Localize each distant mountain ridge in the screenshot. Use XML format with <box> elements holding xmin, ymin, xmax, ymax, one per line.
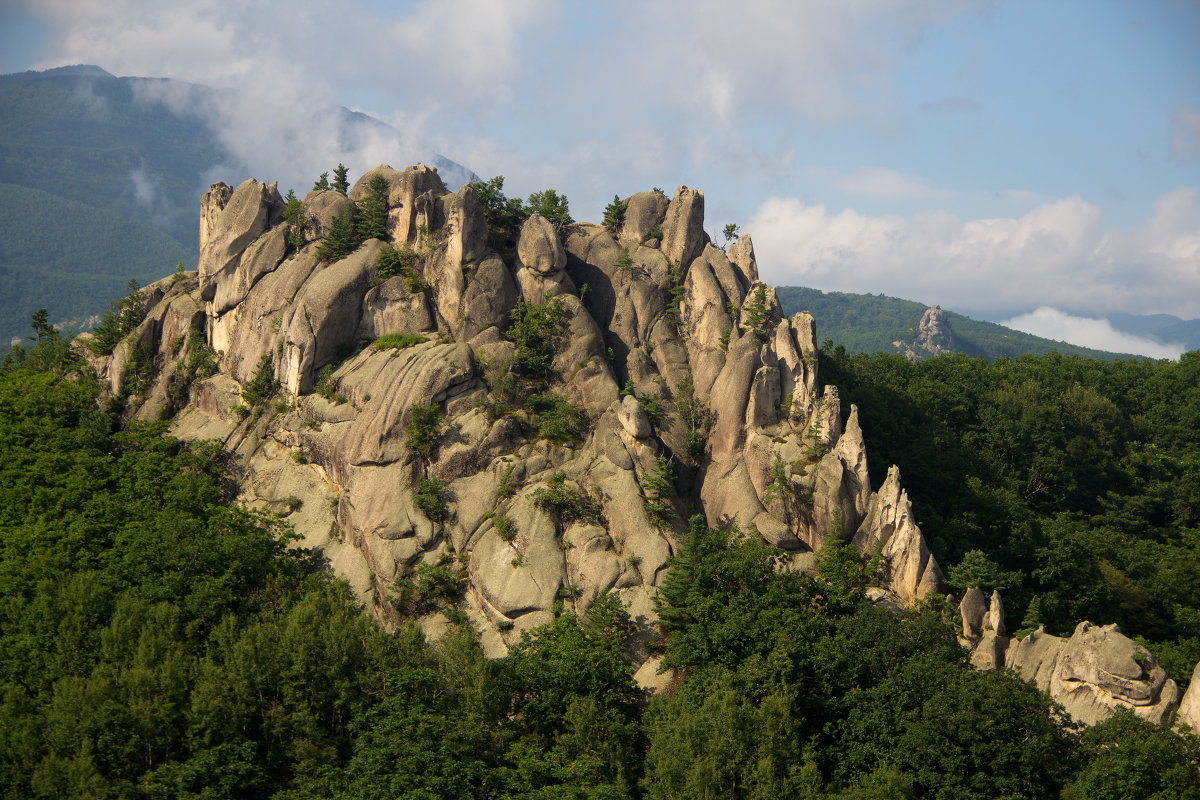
<box><xmin>776</xmin><ymin>285</ymin><xmax>1148</xmax><ymax>361</ymax></box>
<box><xmin>0</xmin><ymin>64</ymin><xmax>476</xmax><ymax>346</ymax></box>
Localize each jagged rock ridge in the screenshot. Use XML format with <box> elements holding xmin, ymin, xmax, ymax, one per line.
<box><xmin>85</xmin><ymin>164</ymin><xmax>949</xmax><ymax>685</ymax></box>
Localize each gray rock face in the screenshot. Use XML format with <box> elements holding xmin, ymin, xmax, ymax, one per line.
<box><xmin>660</xmin><ymin>186</ymin><xmax>705</xmax><ymax>269</ymax></box>
<box><xmin>198</xmin><ymin>179</ymin><xmax>283</xmax><ymax>302</ymax></box>
<box><xmin>960</xmin><ymin>587</ymin><xmax>987</xmax><ymax>638</ymax></box>
<box><xmin>965</xmin><ymin>606</ymin><xmax>1183</xmax><ymax>727</ymax></box>
<box><xmin>619</xmin><ymin>190</ymin><xmax>670</xmax><ymax>247</ymax></box>
<box><xmin>105</xmin><ymin>165</ymin><xmax>960</xmax><ymax>693</ymax></box>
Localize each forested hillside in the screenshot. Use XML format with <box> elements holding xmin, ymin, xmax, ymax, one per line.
<box><xmin>2</xmin><ymin>324</ymin><xmax>1196</xmax><ymax>799</ymax></box>
<box><xmin>777</xmin><ymin>285</ymin><xmax>1133</xmax><ymax>360</ymax></box>
<box><xmin>0</xmin><ymin>183</ymin><xmax>194</xmax><ymax>344</ymax></box>
<box><xmin>821</xmin><ymin>344</ymin><xmax>1200</xmax><ymax>685</ymax></box>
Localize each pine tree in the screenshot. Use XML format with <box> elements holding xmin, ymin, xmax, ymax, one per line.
<box><xmin>356</xmin><ymin>173</ymin><xmax>389</xmax><ymax>241</ymax></box>
<box><xmin>312</xmin><ymin>171</ymin><xmax>330</xmax><ymax>191</ymax></box>
<box><xmin>332</xmin><ymin>163</ymin><xmax>350</xmax><ymax>195</ymax></box>
<box><xmin>603</xmin><ymin>195</ymin><xmax>626</xmax><ymax>232</ymax></box>
<box><xmin>315</xmin><ymin>209</ymin><xmax>358</xmax><ymax>261</ymax></box>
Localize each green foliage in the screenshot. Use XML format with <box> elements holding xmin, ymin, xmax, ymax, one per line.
<box><xmin>282</xmin><ymin>189</ymin><xmax>306</xmax><ymax>249</ymax></box>
<box><xmin>526</xmin><ymin>188</ymin><xmax>573</xmax><ymax>227</ymax></box>
<box><xmin>240</xmin><ymin>353</ymin><xmax>275</xmax><ymax>406</ymax></box>
<box><xmin>373</xmin><ymin>332</ymin><xmax>426</xmax><ymax>350</ymax></box>
<box><xmin>523</xmin><ymin>391</ymin><xmax>585</xmax><ymax>444</ymax></box>
<box><xmin>615</xmin><ymin>247</ymin><xmax>636</xmax><ymax>275</ymax></box>
<box><xmin>602</xmin><ymin>194</ymin><xmax>627</xmax><ymax>232</ymax></box>
<box><xmin>532</xmin><ymin>472</ymin><xmax>602</xmax><ymax>525</ymax></box>
<box><xmin>374</xmin><ymin>243</ymin><xmax>423</xmax><ymax>291</ymax></box>
<box><xmin>494</xmin><ymin>512</ymin><xmax>517</xmax><ymax>542</ymax></box>
<box><xmin>506</xmin><ymin>296</ymin><xmax>566</xmax><ymax>381</ymax></box>
<box><xmin>355</xmin><ymin>172</ymin><xmax>389</xmax><ymax>241</ymax></box>
<box><xmin>413</xmin><ymin>476</ymin><xmax>449</xmax><ymax>524</ymax></box>
<box><xmin>312</xmin><ymin>171</ymin><xmax>330</xmax><ymax>191</ymax></box>
<box><xmin>821</xmin><ymin>343</ymin><xmax>1200</xmax><ymax>680</ymax></box>
<box><xmin>496</xmin><ymin>462</ymin><xmax>519</xmax><ymax>500</ymax></box>
<box><xmin>744</xmin><ymin>283</ymin><xmax>769</xmax><ymax>342</ymax></box>
<box><xmin>313</xmin><ymin>363</ymin><xmax>348</xmax><ymax>404</ymax></box>
<box><xmin>332</xmin><ymin>163</ymin><xmax>350</xmax><ymax>195</ymax></box>
<box><xmin>649</xmin><ymin>222</ymin><xmax>663</xmax><ymax>240</ymax></box>
<box><xmin>721</xmin><ymin>222</ymin><xmax>740</xmax><ymax>248</ymax></box>
<box><xmin>674</xmin><ymin>376</ymin><xmax>713</xmax><ymax>462</ymax></box>
<box><xmin>641</xmin><ymin>455</ymin><xmax>676</xmax><ymax>529</ymax></box>
<box><xmin>469</xmin><ymin>175</ymin><xmax>529</xmax><ymax>247</ymax></box>
<box><xmin>405</xmin><ymin>403</ymin><xmax>444</xmax><ymax>460</ymax></box>
<box><xmin>665</xmin><ymin>260</ymin><xmax>685</xmax><ymax>323</ymax></box>
<box><xmin>314</xmin><ymin>207</ymin><xmax>359</xmax><ymax>262</ymax></box>
<box><xmin>637</xmin><ymin>391</ymin><xmax>665</xmax><ymax>425</ymax></box>
<box><xmin>88</xmin><ymin>278</ymin><xmax>145</xmax><ymax>355</ymax></box>
<box><xmin>1064</xmin><ymin>709</ymin><xmax>1200</xmax><ymax>799</ymax></box>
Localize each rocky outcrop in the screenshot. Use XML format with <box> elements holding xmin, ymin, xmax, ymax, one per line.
<box><xmin>1176</xmin><ymin>663</ymin><xmax>1200</xmax><ymax>732</ymax></box>
<box><xmin>894</xmin><ymin>305</ymin><xmax>959</xmax><ymax>361</ymax></box>
<box><xmin>86</xmin><ymin>164</ymin><xmax>953</xmax><ymax>692</ymax></box>
<box><xmin>960</xmin><ymin>592</ymin><xmax>1183</xmax><ymax>726</ymax></box>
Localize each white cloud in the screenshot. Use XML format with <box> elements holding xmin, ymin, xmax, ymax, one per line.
<box><xmin>748</xmin><ymin>187</ymin><xmax>1200</xmax><ymax>319</ymax></box>
<box><xmin>838</xmin><ymin>167</ymin><xmax>951</xmax><ymax>198</ymax></box>
<box><xmin>1001</xmin><ymin>307</ymin><xmax>1185</xmax><ymax>359</ymax></box>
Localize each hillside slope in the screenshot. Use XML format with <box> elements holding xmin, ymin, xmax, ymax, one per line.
<box><xmin>777</xmin><ymin>285</ymin><xmax>1138</xmax><ymax>361</ymax></box>
<box><xmin>0</xmin><ymin>182</ymin><xmax>195</xmax><ymax>345</ymax></box>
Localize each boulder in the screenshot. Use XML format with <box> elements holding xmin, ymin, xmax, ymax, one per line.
<box><xmin>198</xmin><ymin>179</ymin><xmax>283</xmax><ymax>301</ymax></box>
<box><xmin>618</xmin><ymin>395</ymin><xmax>652</xmax><ymax>438</ymax></box>
<box><xmin>960</xmin><ymin>587</ymin><xmax>987</xmax><ymax>638</ymax></box>
<box><xmin>619</xmin><ymin>190</ymin><xmax>670</xmax><ymax>247</ymax></box>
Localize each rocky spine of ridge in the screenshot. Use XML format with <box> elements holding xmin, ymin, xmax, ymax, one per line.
<box><xmin>959</xmin><ymin>587</ymin><xmax>1200</xmax><ymax>728</ymax></box>
<box><xmin>82</xmin><ymin>164</ymin><xmax>946</xmax><ymax>687</ymax></box>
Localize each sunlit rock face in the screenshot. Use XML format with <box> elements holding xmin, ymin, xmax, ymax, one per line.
<box><xmin>89</xmin><ymin>165</ymin><xmax>947</xmax><ymax>687</ymax></box>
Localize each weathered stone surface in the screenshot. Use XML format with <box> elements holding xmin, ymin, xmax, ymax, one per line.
<box><xmin>851</xmin><ymin>465</ymin><xmax>944</xmax><ymax>605</ymax></box>
<box><xmin>619</xmin><ymin>190</ymin><xmax>670</xmax><ymax>247</ymax></box>
<box><xmin>349</xmin><ymin>164</ymin><xmax>447</xmax><ymax>244</ymax></box>
<box><xmin>618</xmin><ymin>395</ymin><xmax>652</xmax><ymax>438</ymax></box>
<box><xmin>278</xmin><ymin>239</ymin><xmax>387</xmax><ymax>395</ymax></box>
<box><xmin>1000</xmin><ymin>620</ymin><xmax>1181</xmax><ymax>726</ymax></box>
<box><xmin>359</xmin><ymin>277</ymin><xmax>435</xmax><ymax>339</ymax></box>
<box><xmin>727</xmin><ymin>234</ymin><xmax>759</xmax><ymax>287</ymax></box>
<box><xmin>198</xmin><ymin>179</ymin><xmax>283</xmax><ymax>301</ymax></box>
<box><xmin>300</xmin><ymin>189</ymin><xmax>352</xmax><ymax>241</ymax></box>
<box><xmin>987</xmin><ymin>590</ymin><xmax>1006</xmax><ymax>636</ymax></box>
<box><xmin>660</xmin><ymin>186</ymin><xmax>705</xmax><ymax>269</ymax></box>
<box><xmin>518</xmin><ymin>213</ymin><xmax>567</xmax><ymax>275</ymax></box>
<box><xmin>960</xmin><ymin>587</ymin><xmax>987</xmax><ymax>638</ymax></box>
<box><xmin>1176</xmin><ymin>662</ymin><xmax>1200</xmax><ymax>732</ymax></box>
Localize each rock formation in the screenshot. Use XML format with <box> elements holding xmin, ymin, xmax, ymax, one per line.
<box><xmin>81</xmin><ymin>163</ymin><xmax>949</xmax><ymax>684</ymax></box>
<box><xmin>960</xmin><ymin>591</ymin><xmax>1183</xmax><ymax>726</ymax></box>
<box><xmin>893</xmin><ymin>304</ymin><xmax>959</xmax><ymax>360</ymax></box>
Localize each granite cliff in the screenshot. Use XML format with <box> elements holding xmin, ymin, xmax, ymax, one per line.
<box><xmin>79</xmin><ymin>164</ymin><xmax>1199</xmax><ymax>725</ymax></box>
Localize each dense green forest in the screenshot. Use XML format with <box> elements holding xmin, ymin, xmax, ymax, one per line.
<box><xmin>777</xmin><ymin>286</ymin><xmax>1136</xmax><ymax>360</ymax></box>
<box><xmin>0</xmin><ymin>183</ymin><xmax>195</xmax><ymax>345</ymax></box>
<box><xmin>1</xmin><ymin>320</ymin><xmax>1197</xmax><ymax>798</ymax></box>
<box><xmin>820</xmin><ymin>343</ymin><xmax>1200</xmax><ymax>685</ymax></box>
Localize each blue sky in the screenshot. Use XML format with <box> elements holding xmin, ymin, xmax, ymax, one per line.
<box><xmin>3</xmin><ymin>0</ymin><xmax>1198</xmax><ymax>354</ymax></box>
